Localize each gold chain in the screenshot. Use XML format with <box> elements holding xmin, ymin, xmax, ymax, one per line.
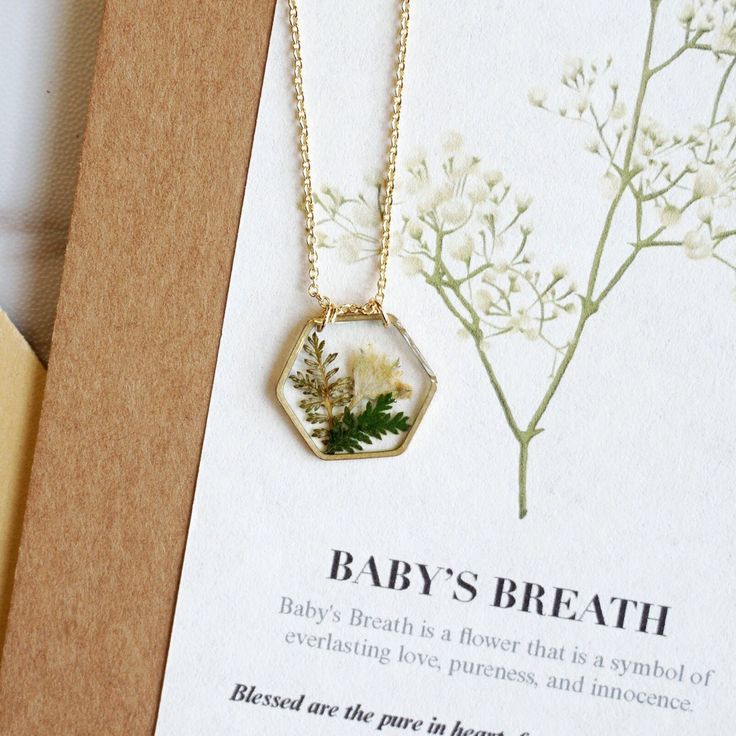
<box><xmin>287</xmin><ymin>0</ymin><xmax>411</xmax><ymax>325</ymax></box>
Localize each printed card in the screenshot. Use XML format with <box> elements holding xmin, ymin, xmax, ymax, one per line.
<box><xmin>156</xmin><ymin>1</ymin><xmax>736</xmax><ymax>733</ymax></box>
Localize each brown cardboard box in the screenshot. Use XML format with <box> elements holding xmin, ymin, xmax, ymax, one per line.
<box><xmin>0</xmin><ymin>1</ymin><xmax>276</xmax><ymax>733</ymax></box>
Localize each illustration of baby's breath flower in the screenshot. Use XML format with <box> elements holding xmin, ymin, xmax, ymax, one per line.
<box><xmin>611</xmin><ymin>101</ymin><xmax>627</xmax><ymax>120</ymax></box>
<box><xmin>693</xmin><ymin>167</ymin><xmax>722</xmax><ymax>198</ymax></box>
<box><xmin>679</xmin><ymin>1</ymin><xmax>696</xmax><ymax>27</ymax></box>
<box><xmin>351</xmin><ymin>346</ymin><xmax>412</xmax><ymax>405</ymax></box>
<box><xmin>315</xmin><ymin>229</ymin><xmax>328</xmax><ymax>248</ymax></box>
<box><xmin>441</xmin><ymin>130</ymin><xmax>464</xmax><ymax>154</ymax></box>
<box><xmin>402</xmin><ymin>256</ymin><xmax>424</xmax><ymax>277</ymax></box>
<box><xmin>481</xmin><ymin>270</ymin><xmax>496</xmax><ymax>285</ymax></box>
<box><xmin>515</xmin><ymin>193</ymin><xmax>533</xmax><ymax>212</ymax></box>
<box><xmin>563</xmin><ymin>56</ymin><xmax>584</xmax><ymax>82</ymax></box>
<box><xmin>405</xmin><ymin>147</ymin><xmax>426</xmax><ymax>170</ymax></box>
<box><xmin>575</xmin><ymin>94</ymin><xmax>591</xmax><ymax>115</ymax></box>
<box><xmin>390</xmin><ymin>231</ymin><xmax>406</xmax><ymax>254</ymax></box>
<box><xmin>697</xmin><ymin>201</ymin><xmax>714</xmax><ymax>223</ymax></box>
<box><xmin>453</xmin><ymin>153</ymin><xmax>478</xmax><ymax>176</ymax></box>
<box><xmin>451</xmin><ymin>235</ymin><xmax>475</xmax><ymax>264</ymax></box>
<box><xmin>337</xmin><ymin>234</ymin><xmax>361</xmax><ymax>263</ymax></box>
<box><xmin>528</xmin><ymin>87</ymin><xmax>548</xmax><ymax>108</ymax></box>
<box><xmin>351</xmin><ymin>200</ymin><xmax>381</xmax><ymax>229</ymax></box>
<box><xmin>439</xmin><ymin>198</ymin><xmax>470</xmax><ymax>226</ymax></box>
<box><xmin>362</xmin><ymin>170</ymin><xmax>383</xmax><ymax>189</ymax></box>
<box><xmin>467</xmin><ymin>177</ymin><xmax>489</xmax><ymax>204</ymax></box>
<box><xmin>695</xmin><ymin>12</ymin><xmax>716</xmax><ymax>32</ymax></box>
<box><xmin>407</xmin><ymin>219</ymin><xmax>424</xmax><ymax>240</ymax></box>
<box><xmin>659</xmin><ymin>203</ymin><xmax>682</xmax><ymax>228</ymax></box>
<box><xmin>599</xmin><ymin>170</ymin><xmax>620</xmax><ymax>198</ymax></box>
<box><xmin>520</xmin><ymin>220</ymin><xmax>534</xmax><ymax>236</ymax></box>
<box><xmin>475</xmin><ymin>289</ymin><xmax>494</xmax><ymax>314</ymax></box>
<box><xmin>509</xmin><ymin>308</ymin><xmax>533</xmax><ymax>334</ymax></box>
<box><xmin>713</xmin><ymin>16</ymin><xmax>736</xmax><ymax>53</ymax></box>
<box><xmin>483</xmin><ymin>169</ymin><xmax>504</xmax><ymax>187</ymax></box>
<box><xmin>683</xmin><ymin>230</ymin><xmax>714</xmax><ymax>260</ymax></box>
<box><xmin>419</xmin><ymin>181</ymin><xmax>453</xmax><ymax>214</ymax></box>
<box><xmin>310</xmin><ymin>0</ymin><xmax>736</xmax><ymax>514</ymax></box>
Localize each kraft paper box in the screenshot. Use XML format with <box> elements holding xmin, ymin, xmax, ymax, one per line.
<box><xmin>0</xmin><ymin>1</ymin><xmax>276</xmax><ymax>734</ymax></box>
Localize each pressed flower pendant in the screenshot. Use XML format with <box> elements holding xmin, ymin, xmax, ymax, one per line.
<box><xmin>277</xmin><ymin>314</ymin><xmax>436</xmax><ymax>459</ymax></box>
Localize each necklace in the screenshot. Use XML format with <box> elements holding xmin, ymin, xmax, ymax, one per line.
<box><xmin>277</xmin><ymin>0</ymin><xmax>436</xmax><ymax>460</ymax></box>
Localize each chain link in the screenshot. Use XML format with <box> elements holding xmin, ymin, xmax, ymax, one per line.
<box><xmin>287</xmin><ymin>0</ymin><xmax>411</xmax><ymax>325</ymax></box>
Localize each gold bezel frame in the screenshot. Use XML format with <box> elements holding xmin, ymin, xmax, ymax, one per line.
<box><xmin>276</xmin><ymin>313</ymin><xmax>437</xmax><ymax>460</ymax></box>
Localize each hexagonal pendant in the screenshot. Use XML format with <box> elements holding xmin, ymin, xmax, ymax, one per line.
<box><xmin>276</xmin><ymin>314</ymin><xmax>436</xmax><ymax>459</ymax></box>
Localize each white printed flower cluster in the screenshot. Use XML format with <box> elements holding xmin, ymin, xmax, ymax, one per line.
<box><xmin>313</xmin><ymin>132</ymin><xmax>579</xmax><ymax>370</ymax></box>
<box><xmin>527</xmin><ymin>8</ymin><xmax>736</xmax><ymax>277</ymax></box>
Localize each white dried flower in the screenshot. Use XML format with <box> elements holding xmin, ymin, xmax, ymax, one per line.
<box><xmin>552</xmin><ymin>264</ymin><xmax>569</xmax><ymax>280</ymax></box>
<box><xmin>352</xmin><ymin>346</ymin><xmax>412</xmax><ymax>404</ymax></box>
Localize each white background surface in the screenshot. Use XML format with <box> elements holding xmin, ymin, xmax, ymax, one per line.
<box><xmin>156</xmin><ymin>1</ymin><xmax>736</xmax><ymax>733</ymax></box>
<box><xmin>0</xmin><ymin>1</ymin><xmax>104</xmax><ymax>361</ymax></box>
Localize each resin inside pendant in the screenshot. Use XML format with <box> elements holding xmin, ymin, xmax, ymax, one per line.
<box><xmin>277</xmin><ymin>314</ymin><xmax>436</xmax><ymax>459</ymax></box>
